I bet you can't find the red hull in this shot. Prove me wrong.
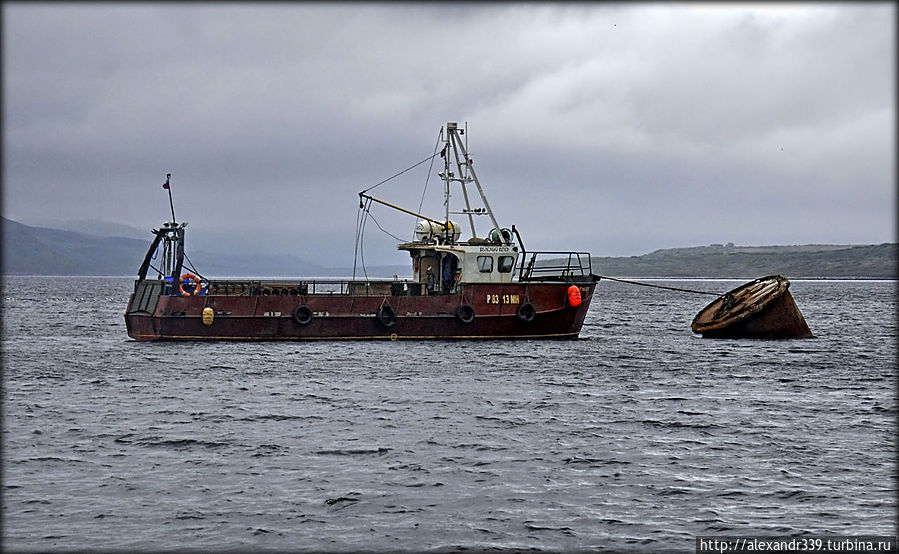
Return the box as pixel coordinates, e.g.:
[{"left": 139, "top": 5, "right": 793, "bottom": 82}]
[{"left": 125, "top": 281, "right": 596, "bottom": 341}]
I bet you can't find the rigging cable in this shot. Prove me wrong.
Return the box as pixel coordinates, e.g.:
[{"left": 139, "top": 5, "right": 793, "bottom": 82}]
[
  {"left": 366, "top": 210, "right": 405, "bottom": 243},
  {"left": 357, "top": 208, "right": 406, "bottom": 281},
  {"left": 353, "top": 141, "right": 444, "bottom": 281},
  {"left": 151, "top": 243, "right": 162, "bottom": 279},
  {"left": 354, "top": 148, "right": 442, "bottom": 278},
  {"left": 360, "top": 150, "right": 442, "bottom": 194},
  {"left": 414, "top": 127, "right": 445, "bottom": 233},
  {"left": 353, "top": 196, "right": 375, "bottom": 281},
  {"left": 182, "top": 252, "right": 207, "bottom": 282},
  {"left": 596, "top": 274, "right": 724, "bottom": 297},
  {"left": 352, "top": 198, "right": 364, "bottom": 281},
  {"left": 359, "top": 199, "right": 371, "bottom": 281}
]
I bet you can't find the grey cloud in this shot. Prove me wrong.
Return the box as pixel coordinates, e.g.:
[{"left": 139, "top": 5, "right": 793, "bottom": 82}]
[{"left": 3, "top": 3, "right": 894, "bottom": 266}]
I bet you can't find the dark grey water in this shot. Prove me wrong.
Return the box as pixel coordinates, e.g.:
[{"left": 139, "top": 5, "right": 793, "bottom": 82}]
[{"left": 2, "top": 276, "right": 896, "bottom": 552}]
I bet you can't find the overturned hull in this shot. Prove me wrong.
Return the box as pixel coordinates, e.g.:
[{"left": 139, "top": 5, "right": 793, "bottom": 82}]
[
  {"left": 691, "top": 275, "right": 813, "bottom": 339},
  {"left": 125, "top": 279, "right": 597, "bottom": 341}
]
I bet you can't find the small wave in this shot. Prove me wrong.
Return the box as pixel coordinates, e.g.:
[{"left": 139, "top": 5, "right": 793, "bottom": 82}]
[
  {"left": 452, "top": 443, "right": 508, "bottom": 452},
  {"left": 715, "top": 490, "right": 747, "bottom": 498},
  {"left": 324, "top": 494, "right": 360, "bottom": 509},
  {"left": 402, "top": 481, "right": 444, "bottom": 488},
  {"left": 599, "top": 518, "right": 633, "bottom": 526},
  {"left": 623, "top": 537, "right": 663, "bottom": 545},
  {"left": 239, "top": 414, "right": 324, "bottom": 422},
  {"left": 387, "top": 463, "right": 426, "bottom": 471},
  {"left": 24, "top": 456, "right": 88, "bottom": 464},
  {"left": 251, "top": 444, "right": 286, "bottom": 457},
  {"left": 474, "top": 415, "right": 528, "bottom": 427},
  {"left": 113, "top": 434, "right": 230, "bottom": 449},
  {"left": 657, "top": 487, "right": 694, "bottom": 496},
  {"left": 564, "top": 456, "right": 631, "bottom": 466},
  {"left": 146, "top": 438, "right": 230, "bottom": 449},
  {"left": 383, "top": 505, "right": 426, "bottom": 514},
  {"left": 642, "top": 418, "right": 723, "bottom": 430},
  {"left": 314, "top": 447, "right": 390, "bottom": 456},
  {"left": 175, "top": 511, "right": 205, "bottom": 520},
  {"left": 523, "top": 521, "right": 575, "bottom": 536},
  {"left": 761, "top": 489, "right": 822, "bottom": 501},
  {"left": 703, "top": 523, "right": 739, "bottom": 532}
]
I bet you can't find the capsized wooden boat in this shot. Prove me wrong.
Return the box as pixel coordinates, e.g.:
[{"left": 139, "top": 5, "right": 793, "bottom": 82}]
[
  {"left": 125, "top": 122, "right": 599, "bottom": 341},
  {"left": 691, "top": 275, "right": 813, "bottom": 339}
]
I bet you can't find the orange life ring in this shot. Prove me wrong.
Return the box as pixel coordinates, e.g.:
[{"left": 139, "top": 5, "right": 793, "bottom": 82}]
[
  {"left": 567, "top": 285, "right": 582, "bottom": 307},
  {"left": 179, "top": 273, "right": 200, "bottom": 296}
]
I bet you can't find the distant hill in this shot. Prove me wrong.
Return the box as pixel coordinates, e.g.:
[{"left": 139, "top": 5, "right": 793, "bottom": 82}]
[
  {"left": 1, "top": 217, "right": 148, "bottom": 275},
  {"left": 0, "top": 217, "right": 326, "bottom": 277},
  {"left": 17, "top": 218, "right": 147, "bottom": 239},
  {"left": 592, "top": 243, "right": 897, "bottom": 279},
  {"left": 2, "top": 217, "right": 895, "bottom": 278}
]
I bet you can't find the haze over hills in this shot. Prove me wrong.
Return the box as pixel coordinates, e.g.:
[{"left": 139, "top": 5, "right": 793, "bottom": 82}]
[
  {"left": 0, "top": 217, "right": 402, "bottom": 277},
  {"left": 19, "top": 218, "right": 149, "bottom": 240},
  {"left": 1, "top": 217, "right": 895, "bottom": 279}
]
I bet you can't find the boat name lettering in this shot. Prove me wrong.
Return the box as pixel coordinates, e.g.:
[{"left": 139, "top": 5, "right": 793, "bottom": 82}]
[
  {"left": 486, "top": 294, "right": 520, "bottom": 305},
  {"left": 478, "top": 246, "right": 511, "bottom": 253}
]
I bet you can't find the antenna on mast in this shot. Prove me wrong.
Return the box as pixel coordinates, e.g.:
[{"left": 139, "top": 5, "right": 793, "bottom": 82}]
[{"left": 163, "top": 172, "right": 176, "bottom": 224}]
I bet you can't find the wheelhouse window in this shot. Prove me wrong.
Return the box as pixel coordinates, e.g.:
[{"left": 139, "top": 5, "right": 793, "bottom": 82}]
[
  {"left": 477, "top": 256, "right": 494, "bottom": 273},
  {"left": 498, "top": 255, "right": 515, "bottom": 273}
]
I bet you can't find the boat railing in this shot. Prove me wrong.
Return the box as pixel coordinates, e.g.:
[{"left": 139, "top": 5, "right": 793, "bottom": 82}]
[
  {"left": 202, "top": 278, "right": 416, "bottom": 296},
  {"left": 517, "top": 251, "right": 593, "bottom": 281}
]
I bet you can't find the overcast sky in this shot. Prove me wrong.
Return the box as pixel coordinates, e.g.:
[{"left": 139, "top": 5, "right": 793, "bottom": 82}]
[{"left": 3, "top": 2, "right": 895, "bottom": 267}]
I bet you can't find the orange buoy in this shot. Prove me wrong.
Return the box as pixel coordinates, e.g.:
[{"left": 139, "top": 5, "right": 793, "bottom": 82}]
[
  {"left": 179, "top": 273, "right": 200, "bottom": 296},
  {"left": 567, "top": 285, "right": 582, "bottom": 307}
]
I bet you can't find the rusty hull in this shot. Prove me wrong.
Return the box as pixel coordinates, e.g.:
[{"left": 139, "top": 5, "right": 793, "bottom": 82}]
[
  {"left": 691, "top": 275, "right": 813, "bottom": 339},
  {"left": 125, "top": 280, "right": 596, "bottom": 341}
]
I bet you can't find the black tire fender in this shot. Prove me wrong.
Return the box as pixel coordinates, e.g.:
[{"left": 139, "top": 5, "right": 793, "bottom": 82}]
[
  {"left": 517, "top": 302, "right": 536, "bottom": 322},
  {"left": 377, "top": 305, "right": 397, "bottom": 327},
  {"left": 457, "top": 304, "right": 475, "bottom": 324},
  {"left": 293, "top": 305, "right": 313, "bottom": 325}
]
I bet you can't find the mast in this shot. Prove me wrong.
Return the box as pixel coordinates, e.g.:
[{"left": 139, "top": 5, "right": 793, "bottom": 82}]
[
  {"left": 443, "top": 122, "right": 505, "bottom": 243},
  {"left": 443, "top": 128, "right": 451, "bottom": 226},
  {"left": 361, "top": 123, "right": 509, "bottom": 247},
  {"left": 164, "top": 173, "right": 176, "bottom": 224},
  {"left": 135, "top": 172, "right": 187, "bottom": 285},
  {"left": 449, "top": 127, "right": 477, "bottom": 238}
]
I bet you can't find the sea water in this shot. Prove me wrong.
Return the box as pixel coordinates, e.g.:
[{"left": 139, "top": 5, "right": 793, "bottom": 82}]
[{"left": 2, "top": 276, "right": 895, "bottom": 551}]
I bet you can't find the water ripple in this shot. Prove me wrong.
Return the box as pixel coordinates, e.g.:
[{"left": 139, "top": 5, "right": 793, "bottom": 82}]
[{"left": 1, "top": 277, "right": 895, "bottom": 551}]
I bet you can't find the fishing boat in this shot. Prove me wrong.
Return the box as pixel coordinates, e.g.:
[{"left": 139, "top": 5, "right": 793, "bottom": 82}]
[{"left": 125, "top": 122, "right": 599, "bottom": 340}]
